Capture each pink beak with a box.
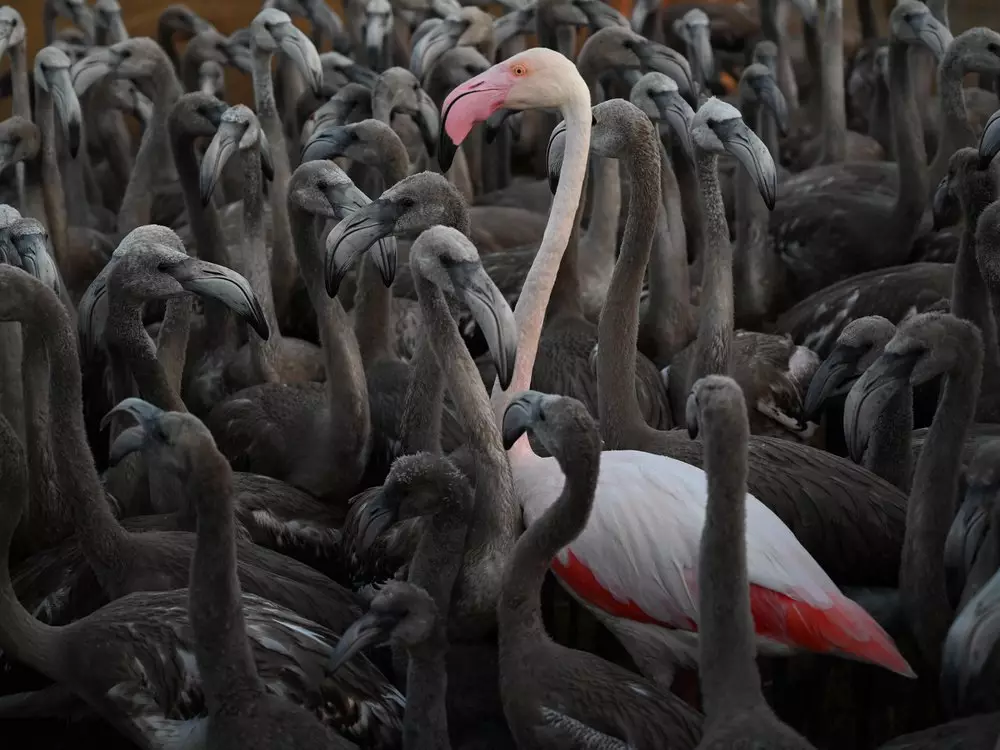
[441,66,515,146]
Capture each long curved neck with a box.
[597,134,661,448]
[399,335,444,454]
[547,171,587,320]
[42,290,131,586]
[887,39,930,256]
[189,450,265,711]
[819,0,846,163]
[415,270,515,635]
[118,65,183,237]
[387,498,454,750]
[107,293,187,413]
[252,46,297,322]
[734,98,777,328]
[901,347,981,671]
[0,412,60,680]
[499,436,599,641]
[290,206,370,495]
[170,127,235,349]
[14,326,73,554]
[641,142,693,365]
[582,156,621,277]
[689,150,732,385]
[931,52,976,189]
[672,137,704,287]
[34,82,70,271]
[699,401,762,716]
[490,83,591,425]
[356,147,410,366]
[241,145,281,384]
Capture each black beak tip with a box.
[686,422,699,440]
[438,133,456,173]
[68,123,81,158]
[326,263,347,298]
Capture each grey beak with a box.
[327,612,394,675]
[715,117,776,210]
[979,109,1000,170]
[650,90,695,162]
[802,344,862,420]
[78,267,111,357]
[100,395,164,434]
[844,351,917,462]
[199,125,239,206]
[48,67,83,158]
[684,391,699,440]
[279,24,324,96]
[107,424,148,466]
[12,228,60,295]
[325,199,400,296]
[689,25,714,85]
[912,12,954,62]
[450,261,517,390]
[789,0,819,27]
[502,390,543,450]
[750,73,789,137]
[941,566,1000,715]
[485,108,516,145]
[944,488,993,601]
[167,258,270,340]
[416,91,440,158]
[633,39,696,104]
[301,124,354,164]
[70,48,115,97]
[932,174,961,231]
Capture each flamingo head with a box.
[439,47,584,170]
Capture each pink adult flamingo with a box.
[440,50,913,686]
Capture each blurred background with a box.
[3,0,999,108]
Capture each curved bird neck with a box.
[689,151,733,386]
[414,271,515,636]
[33,83,70,271]
[118,65,183,238]
[252,47,298,322]
[399,335,445,454]
[597,131,662,448]
[188,450,265,711]
[698,399,763,717]
[931,52,978,188]
[887,38,930,255]
[902,340,982,671]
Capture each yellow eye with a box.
[511,63,527,77]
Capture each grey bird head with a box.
[685,375,747,441]
[324,171,468,293]
[411,225,517,390]
[691,97,776,210]
[199,104,274,206]
[35,45,83,157]
[250,8,323,95]
[738,62,789,137]
[327,581,440,674]
[628,70,695,161]
[890,0,953,62]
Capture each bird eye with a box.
[989,42,1000,56]
[316,180,328,190]
[538,409,546,422]
[399,196,416,208]
[440,255,457,268]
[510,63,527,77]
[120,48,132,59]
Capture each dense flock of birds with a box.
[2,0,1000,747]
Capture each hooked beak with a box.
[715,118,776,210]
[910,12,953,63]
[13,229,60,295]
[357,486,402,554]
[630,0,652,32]
[107,424,148,466]
[687,24,714,85]
[199,122,240,206]
[325,199,400,296]
[327,611,395,675]
[631,39,696,104]
[47,66,82,158]
[166,257,270,340]
[411,21,456,82]
[450,260,517,390]
[650,89,695,162]
[70,3,97,45]
[941,567,1000,715]
[416,90,440,158]
[750,74,789,137]
[70,47,116,97]
[78,268,111,356]
[300,124,354,164]
[979,110,1000,170]
[944,488,993,599]
[440,65,515,168]
[502,390,544,450]
[802,344,862,421]
[0,21,18,62]
[101,397,165,463]
[845,351,917,461]
[277,24,324,96]
[932,175,961,231]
